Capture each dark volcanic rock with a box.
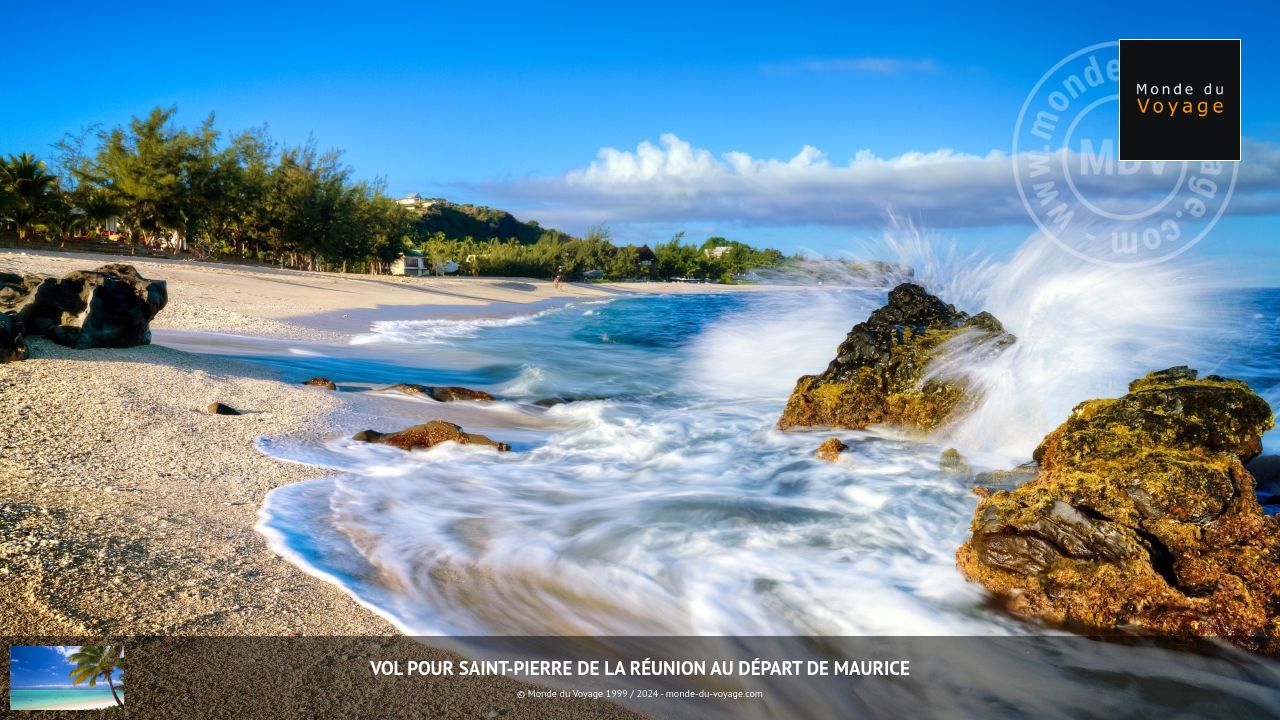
[384,383,494,402]
[353,420,510,452]
[777,283,1014,431]
[303,377,338,390]
[533,395,613,408]
[0,312,26,363]
[207,402,242,416]
[957,367,1280,655]
[4,264,167,349]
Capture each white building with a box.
[396,193,438,209]
[390,250,428,276]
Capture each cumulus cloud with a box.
[52,646,79,659]
[478,134,1280,232]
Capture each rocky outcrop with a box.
[957,367,1280,654]
[816,438,849,462]
[777,283,1013,431]
[384,383,494,402]
[2,264,167,350]
[354,420,511,452]
[0,312,26,363]
[304,377,338,390]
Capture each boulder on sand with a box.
[957,367,1280,654]
[3,264,167,349]
[353,420,511,452]
[0,312,27,363]
[383,383,494,402]
[303,377,338,390]
[777,283,1013,431]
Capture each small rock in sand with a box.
[207,402,242,416]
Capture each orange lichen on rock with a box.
[777,283,1013,432]
[957,366,1280,654]
[816,437,849,462]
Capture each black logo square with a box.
[1119,39,1240,161]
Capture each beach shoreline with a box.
[0,248,814,342]
[2,247,798,638]
[0,249,743,718]
[8,688,120,711]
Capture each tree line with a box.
[0,106,792,279]
[417,230,788,282]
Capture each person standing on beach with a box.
[554,266,564,290]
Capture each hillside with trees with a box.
[411,201,551,245]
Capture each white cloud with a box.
[52,646,79,659]
[478,135,1280,232]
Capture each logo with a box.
[1119,39,1241,161]
[1013,41,1238,267]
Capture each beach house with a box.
[390,248,429,276]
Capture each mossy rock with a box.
[353,420,510,452]
[957,367,1279,655]
[816,437,849,462]
[777,283,1013,431]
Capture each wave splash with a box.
[251,226,1278,716]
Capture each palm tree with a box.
[79,187,123,237]
[0,153,58,239]
[68,644,125,711]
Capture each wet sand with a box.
[0,250,663,718]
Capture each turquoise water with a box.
[246,285,1280,639]
[153,237,1280,717]
[10,687,121,710]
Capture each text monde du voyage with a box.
[1134,82,1229,118]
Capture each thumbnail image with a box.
[9,645,124,712]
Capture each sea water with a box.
[9,687,121,710]
[170,237,1280,717]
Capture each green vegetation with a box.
[0,153,59,239]
[414,200,547,245]
[416,230,789,281]
[68,644,125,710]
[1,106,792,279]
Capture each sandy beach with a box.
[0,250,722,718]
[0,249,794,341]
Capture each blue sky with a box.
[8,646,123,689]
[3,1,1278,276]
